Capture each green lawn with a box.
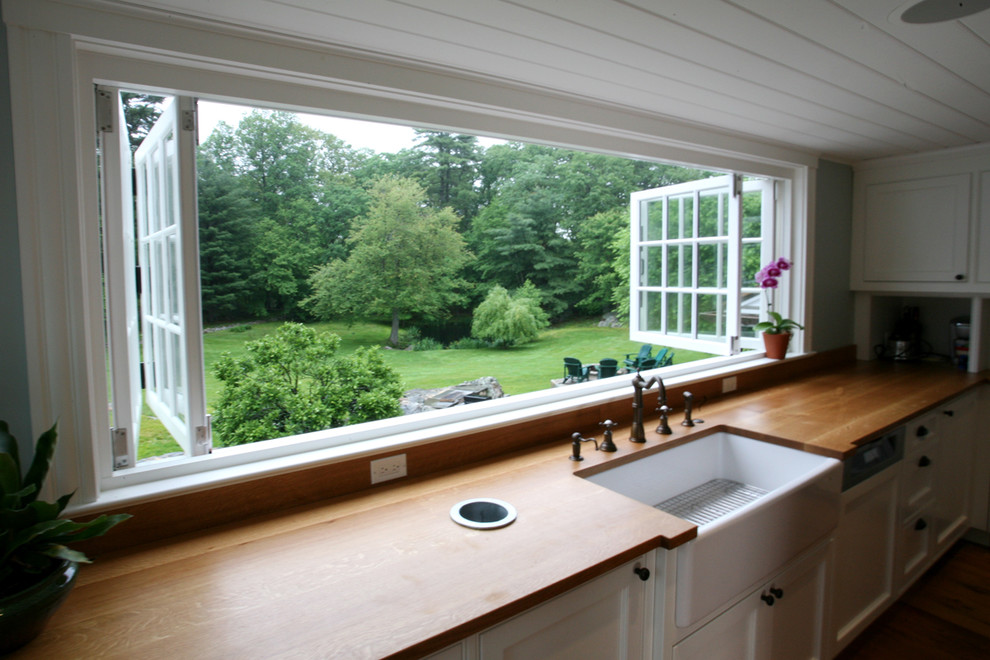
[138,319,711,459]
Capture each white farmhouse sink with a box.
[583,431,841,628]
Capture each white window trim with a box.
[5,10,814,509]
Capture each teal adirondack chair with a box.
[563,357,591,383]
[623,344,653,369]
[597,358,619,378]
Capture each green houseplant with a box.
[753,257,804,359]
[1,421,131,652]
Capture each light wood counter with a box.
[12,360,984,659]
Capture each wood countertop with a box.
[12,360,984,659]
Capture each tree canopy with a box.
[306,176,473,345]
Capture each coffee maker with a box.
[887,306,922,361]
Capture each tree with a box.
[411,130,482,224]
[121,92,164,151]
[211,323,403,446]
[307,176,473,346]
[197,152,264,321]
[573,207,628,316]
[471,281,550,347]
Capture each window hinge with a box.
[732,174,743,198]
[196,415,213,454]
[112,427,131,469]
[135,264,142,297]
[730,336,741,354]
[140,362,146,390]
[96,86,115,133]
[181,108,196,133]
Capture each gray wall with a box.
[0,5,33,447]
[810,159,855,352]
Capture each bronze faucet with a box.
[631,372,667,443]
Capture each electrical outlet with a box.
[370,454,407,484]
[722,376,738,394]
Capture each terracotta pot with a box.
[0,560,78,654]
[762,332,792,359]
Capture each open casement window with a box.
[100,88,210,469]
[630,174,775,356]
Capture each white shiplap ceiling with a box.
[108,0,990,163]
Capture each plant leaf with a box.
[0,420,21,477]
[22,422,58,505]
[41,545,92,564]
[0,453,22,498]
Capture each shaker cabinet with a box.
[859,174,970,284]
[478,553,654,660]
[830,465,898,654]
[931,391,978,551]
[672,541,830,660]
[851,144,990,294]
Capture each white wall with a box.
[0,4,33,452]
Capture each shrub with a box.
[471,281,550,348]
[410,337,445,351]
[211,323,403,446]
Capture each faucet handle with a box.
[598,420,618,452]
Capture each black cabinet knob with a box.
[915,518,928,531]
[955,274,964,281]
[918,455,932,468]
[769,587,783,599]
[943,410,955,417]
[916,425,929,437]
[633,567,650,581]
[761,592,775,606]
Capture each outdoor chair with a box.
[624,344,653,369]
[597,358,618,378]
[658,350,674,367]
[563,357,591,383]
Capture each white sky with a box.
[197,100,503,153]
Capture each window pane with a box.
[741,241,763,287]
[698,293,727,341]
[666,291,691,337]
[698,189,725,238]
[666,244,692,288]
[742,189,762,238]
[697,241,728,288]
[641,199,664,241]
[638,290,663,332]
[640,246,663,286]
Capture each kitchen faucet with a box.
[630,372,666,442]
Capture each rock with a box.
[400,377,505,415]
[598,313,623,328]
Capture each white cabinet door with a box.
[672,541,830,660]
[672,589,765,660]
[479,554,653,660]
[861,174,970,283]
[767,542,830,660]
[830,467,898,654]
[933,391,978,550]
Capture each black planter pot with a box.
[0,560,78,654]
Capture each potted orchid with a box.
[753,257,803,358]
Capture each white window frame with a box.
[5,13,813,509]
[630,175,781,355]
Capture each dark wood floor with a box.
[835,540,990,659]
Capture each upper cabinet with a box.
[851,144,990,293]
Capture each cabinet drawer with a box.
[903,413,938,454]
[897,510,933,587]
[900,445,937,517]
